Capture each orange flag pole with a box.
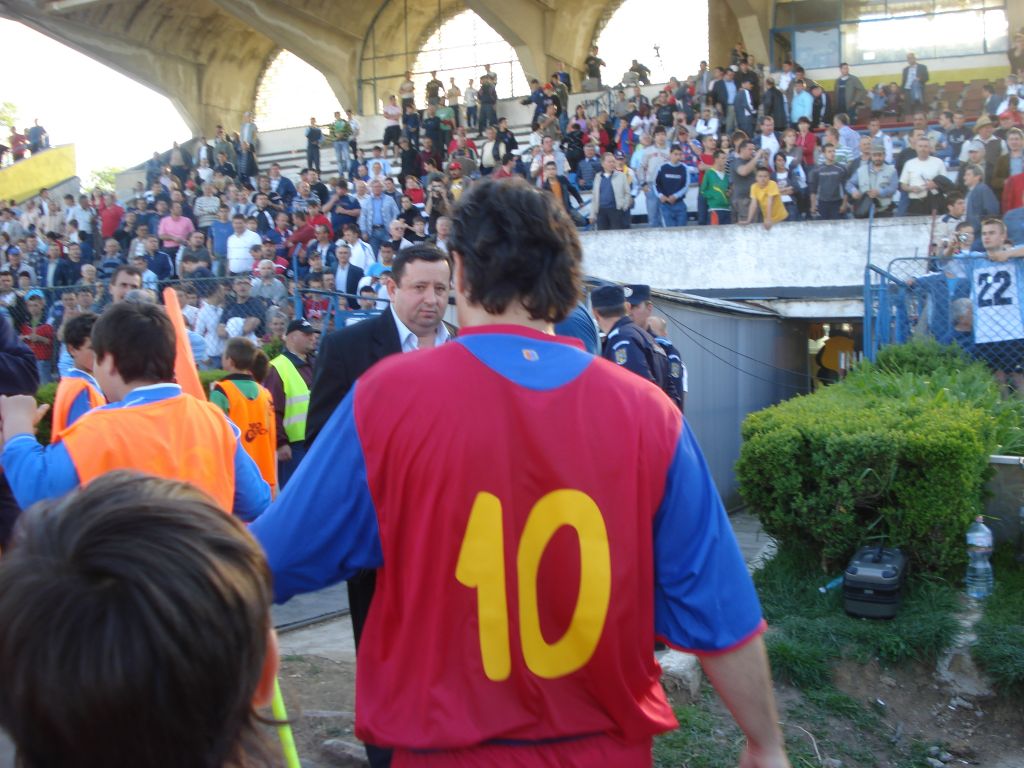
[162,287,205,400]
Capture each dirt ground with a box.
[266,653,1024,768]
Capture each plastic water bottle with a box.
[965,516,994,600]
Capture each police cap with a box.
[590,285,626,310]
[625,284,651,305]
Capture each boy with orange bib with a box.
[211,337,278,493]
[0,302,270,521]
[49,312,105,440]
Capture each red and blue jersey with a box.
[252,325,764,758]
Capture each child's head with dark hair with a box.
[91,302,175,397]
[449,178,581,324]
[63,312,98,372]
[0,471,277,768]
[223,336,270,382]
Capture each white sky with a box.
[0,19,189,182]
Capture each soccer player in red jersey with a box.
[252,178,790,768]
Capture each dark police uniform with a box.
[603,315,669,388]
[653,334,686,412]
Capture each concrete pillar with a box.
[718,0,771,67]
[208,0,362,110]
[709,1,744,69]
[1008,6,1023,41]
[463,0,552,83]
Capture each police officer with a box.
[648,315,686,412]
[591,284,669,389]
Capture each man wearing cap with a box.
[961,116,1008,172]
[591,284,668,390]
[846,142,898,217]
[263,319,317,487]
[957,139,992,188]
[625,284,678,407]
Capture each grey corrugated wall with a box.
[652,297,810,509]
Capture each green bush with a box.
[737,340,1008,574]
[873,336,970,376]
[198,369,228,396]
[34,382,58,445]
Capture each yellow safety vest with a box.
[269,354,310,443]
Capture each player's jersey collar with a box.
[456,325,592,391]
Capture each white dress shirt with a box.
[391,305,450,353]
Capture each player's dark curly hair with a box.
[449,177,582,323]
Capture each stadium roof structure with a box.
[0,0,755,132]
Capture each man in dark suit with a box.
[711,68,737,134]
[901,52,929,114]
[332,243,364,309]
[811,84,832,130]
[305,242,453,768]
[736,79,758,137]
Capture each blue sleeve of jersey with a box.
[654,421,765,653]
[231,439,272,522]
[0,435,80,509]
[250,382,383,603]
[66,388,93,429]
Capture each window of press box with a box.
[840,8,1008,64]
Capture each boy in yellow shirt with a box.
[743,166,789,230]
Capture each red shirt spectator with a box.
[19,318,53,362]
[98,196,125,239]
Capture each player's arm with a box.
[231,439,272,521]
[0,396,79,507]
[305,330,352,446]
[250,382,382,603]
[65,387,98,428]
[653,419,786,765]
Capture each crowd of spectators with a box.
[2,32,1024,390]
[348,31,1024,231]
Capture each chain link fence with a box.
[7,273,387,384]
[866,254,1024,383]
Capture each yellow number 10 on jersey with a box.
[455,489,612,682]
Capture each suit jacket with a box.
[306,309,401,445]
[965,182,1001,233]
[54,258,81,287]
[901,63,929,91]
[358,194,400,234]
[762,87,788,129]
[335,264,365,309]
[812,92,832,128]
[736,88,757,127]
[591,171,631,212]
[710,79,730,111]
[991,153,1023,198]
